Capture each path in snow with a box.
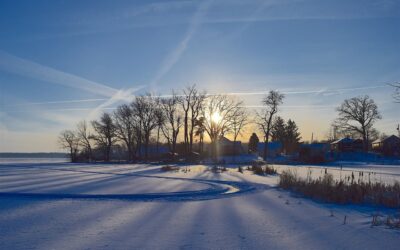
[0,163,263,201]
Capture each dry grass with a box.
[279,169,400,208]
[250,164,277,176]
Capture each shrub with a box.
[264,165,277,175]
[251,159,266,168]
[210,165,227,173]
[251,165,265,175]
[250,160,277,175]
[161,165,179,172]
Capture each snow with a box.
[0,160,399,249]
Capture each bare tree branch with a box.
[334,95,381,151]
[255,90,284,160]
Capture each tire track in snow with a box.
[0,164,268,202]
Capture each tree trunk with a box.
[363,132,368,152]
[184,114,188,155]
[127,144,132,162]
[145,133,150,160]
[70,147,74,162]
[156,127,160,155]
[189,118,195,152]
[263,137,268,161]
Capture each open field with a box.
[0,161,399,250]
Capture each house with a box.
[372,135,400,156]
[138,144,169,158]
[299,143,330,163]
[331,138,363,153]
[217,137,243,156]
[257,141,283,158]
[203,137,244,157]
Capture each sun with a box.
[211,112,222,123]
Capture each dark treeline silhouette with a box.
[0,152,67,158]
[59,85,389,163]
[59,85,251,163]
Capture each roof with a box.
[373,135,400,144]
[372,139,382,144]
[331,137,354,145]
[218,137,241,145]
[257,141,283,150]
[300,143,330,149]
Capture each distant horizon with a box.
[0,152,66,154]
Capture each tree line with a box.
[60,85,253,162]
[59,83,395,163]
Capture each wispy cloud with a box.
[5,98,108,107]
[206,84,388,96]
[5,83,388,110]
[149,0,213,90]
[0,50,118,97]
[30,0,400,41]
[87,86,145,120]
[0,50,147,129]
[79,1,212,120]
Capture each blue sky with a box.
[0,0,399,152]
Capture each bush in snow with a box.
[264,165,277,175]
[161,165,179,172]
[250,164,277,175]
[251,165,265,175]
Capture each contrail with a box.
[87,85,146,120]
[222,85,387,96]
[8,84,389,108]
[148,0,212,90]
[5,98,108,107]
[0,50,118,97]
[85,1,212,118]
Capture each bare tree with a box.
[160,92,183,154]
[76,120,93,161]
[131,94,158,159]
[188,86,206,152]
[58,130,79,162]
[91,112,118,162]
[255,90,284,160]
[180,86,194,155]
[231,106,248,155]
[114,104,136,162]
[194,117,206,154]
[334,95,381,152]
[154,99,166,154]
[201,95,243,159]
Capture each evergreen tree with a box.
[271,116,286,145]
[248,133,259,153]
[285,119,301,154]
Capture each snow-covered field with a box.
[0,160,399,250]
